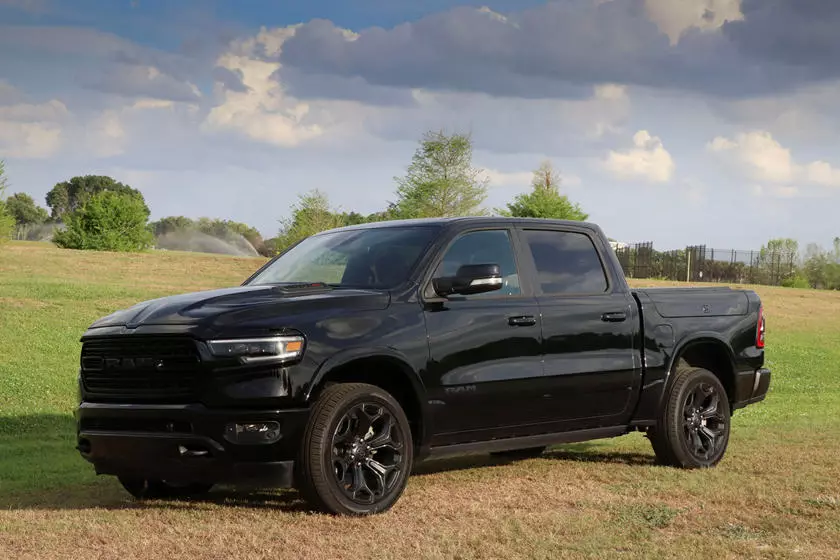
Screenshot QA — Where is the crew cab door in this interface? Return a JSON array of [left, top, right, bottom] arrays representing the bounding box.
[[515, 225, 639, 429], [421, 226, 543, 445]]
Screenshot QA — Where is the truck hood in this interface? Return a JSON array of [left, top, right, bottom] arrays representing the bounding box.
[[87, 284, 391, 331]]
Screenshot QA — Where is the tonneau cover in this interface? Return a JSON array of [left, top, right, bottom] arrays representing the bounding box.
[[633, 287, 750, 318]]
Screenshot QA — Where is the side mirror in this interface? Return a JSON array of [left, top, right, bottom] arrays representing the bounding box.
[[433, 263, 503, 297]]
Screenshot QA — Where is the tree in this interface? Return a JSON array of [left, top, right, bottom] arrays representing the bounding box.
[[46, 175, 148, 221], [6, 193, 49, 239], [497, 160, 588, 221], [392, 130, 488, 219], [149, 216, 195, 236], [0, 160, 14, 243], [53, 191, 154, 252], [755, 238, 799, 285], [276, 190, 345, 251], [803, 243, 829, 288]]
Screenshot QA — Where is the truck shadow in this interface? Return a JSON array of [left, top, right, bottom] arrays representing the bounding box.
[[413, 445, 655, 477], [1, 413, 654, 513]]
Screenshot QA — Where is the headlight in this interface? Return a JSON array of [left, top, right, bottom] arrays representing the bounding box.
[[206, 336, 305, 364]]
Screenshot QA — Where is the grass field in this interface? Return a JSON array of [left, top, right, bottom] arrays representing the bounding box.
[[1, 240, 839, 559]]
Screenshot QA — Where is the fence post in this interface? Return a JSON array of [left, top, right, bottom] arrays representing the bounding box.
[[686, 248, 691, 282]]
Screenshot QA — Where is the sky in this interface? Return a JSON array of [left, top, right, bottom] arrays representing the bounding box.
[[1, 0, 839, 250]]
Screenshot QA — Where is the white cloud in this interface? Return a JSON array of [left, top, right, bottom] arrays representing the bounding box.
[[203, 26, 325, 147], [604, 130, 675, 183], [0, 98, 68, 122], [709, 81, 840, 144], [131, 98, 176, 110], [0, 122, 63, 158], [708, 130, 840, 188], [643, 0, 744, 45], [482, 167, 583, 190], [804, 161, 840, 188], [482, 168, 534, 187], [0, 84, 68, 158], [367, 83, 630, 156], [85, 110, 126, 158]]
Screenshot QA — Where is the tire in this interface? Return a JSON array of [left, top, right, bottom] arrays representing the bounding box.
[[649, 366, 731, 468], [491, 446, 546, 460], [118, 477, 214, 500], [297, 382, 414, 516]]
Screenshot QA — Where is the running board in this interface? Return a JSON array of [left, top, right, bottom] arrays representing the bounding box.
[[426, 426, 629, 459]]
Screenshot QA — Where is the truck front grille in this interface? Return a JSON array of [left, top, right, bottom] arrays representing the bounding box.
[[80, 337, 202, 401]]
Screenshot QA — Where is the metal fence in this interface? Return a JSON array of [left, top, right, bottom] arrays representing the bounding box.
[[614, 243, 798, 286]]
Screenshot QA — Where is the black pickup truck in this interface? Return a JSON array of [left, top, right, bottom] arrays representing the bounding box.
[[75, 217, 770, 515]]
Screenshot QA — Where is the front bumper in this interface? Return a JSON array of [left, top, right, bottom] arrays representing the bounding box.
[[733, 367, 771, 410], [75, 402, 310, 487]]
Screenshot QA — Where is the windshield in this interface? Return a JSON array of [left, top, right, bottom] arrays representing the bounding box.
[[248, 226, 440, 289]]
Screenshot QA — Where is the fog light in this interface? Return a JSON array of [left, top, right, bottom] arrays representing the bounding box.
[[224, 421, 282, 445]]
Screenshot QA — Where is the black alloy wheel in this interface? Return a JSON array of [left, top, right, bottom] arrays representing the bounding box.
[[297, 383, 414, 515], [649, 366, 731, 468], [330, 402, 405, 505], [681, 381, 727, 462]]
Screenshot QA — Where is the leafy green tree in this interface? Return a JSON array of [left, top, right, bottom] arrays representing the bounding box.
[[46, 175, 148, 221], [6, 192, 49, 239], [803, 243, 829, 288], [496, 160, 588, 221], [149, 216, 195, 236], [276, 190, 345, 251], [53, 191, 154, 252], [392, 130, 488, 219], [0, 161, 15, 243], [755, 237, 800, 285]]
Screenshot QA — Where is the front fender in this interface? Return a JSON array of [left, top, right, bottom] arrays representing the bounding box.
[[303, 346, 431, 447]]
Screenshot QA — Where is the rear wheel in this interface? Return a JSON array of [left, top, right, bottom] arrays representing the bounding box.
[[297, 383, 413, 516], [118, 477, 214, 500], [649, 366, 731, 468]]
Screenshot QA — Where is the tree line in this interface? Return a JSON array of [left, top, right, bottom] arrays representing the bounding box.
[[0, 130, 587, 256], [2, 129, 838, 290]]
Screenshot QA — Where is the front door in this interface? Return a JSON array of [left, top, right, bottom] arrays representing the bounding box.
[[422, 227, 543, 445], [517, 226, 639, 429]]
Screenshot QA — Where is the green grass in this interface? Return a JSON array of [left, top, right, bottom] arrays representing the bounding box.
[[1, 240, 839, 559]]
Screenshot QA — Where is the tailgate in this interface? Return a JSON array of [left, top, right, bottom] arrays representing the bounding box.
[[633, 287, 750, 318]]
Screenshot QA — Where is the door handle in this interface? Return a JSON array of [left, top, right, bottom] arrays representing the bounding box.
[[508, 315, 537, 327], [601, 311, 627, 322]]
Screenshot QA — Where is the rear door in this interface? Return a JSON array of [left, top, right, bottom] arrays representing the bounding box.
[[515, 225, 639, 429], [422, 226, 544, 444]]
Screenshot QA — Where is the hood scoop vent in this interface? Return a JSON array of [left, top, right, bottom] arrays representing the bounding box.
[[270, 282, 334, 296]]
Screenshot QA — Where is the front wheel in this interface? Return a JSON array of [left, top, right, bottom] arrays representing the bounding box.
[[297, 383, 414, 516], [649, 366, 731, 468]]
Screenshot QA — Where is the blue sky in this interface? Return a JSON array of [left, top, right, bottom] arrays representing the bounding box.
[[1, 0, 839, 250]]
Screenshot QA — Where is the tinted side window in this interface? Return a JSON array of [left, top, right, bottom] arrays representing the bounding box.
[[523, 230, 608, 294], [434, 229, 521, 296]]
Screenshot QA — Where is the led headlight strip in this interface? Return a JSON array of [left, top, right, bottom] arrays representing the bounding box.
[[206, 336, 305, 364]]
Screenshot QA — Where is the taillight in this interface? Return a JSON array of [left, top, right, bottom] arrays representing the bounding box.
[[756, 305, 765, 349]]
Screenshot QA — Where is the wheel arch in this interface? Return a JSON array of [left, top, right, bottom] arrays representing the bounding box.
[[662, 335, 738, 407], [305, 348, 429, 449]]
